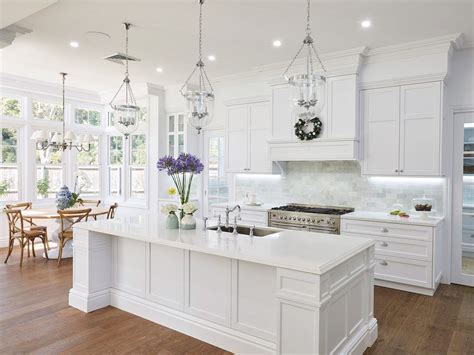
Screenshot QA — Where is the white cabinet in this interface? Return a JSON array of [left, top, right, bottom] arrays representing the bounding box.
[[341, 216, 443, 296], [167, 112, 185, 157], [226, 99, 272, 173], [362, 82, 442, 176]]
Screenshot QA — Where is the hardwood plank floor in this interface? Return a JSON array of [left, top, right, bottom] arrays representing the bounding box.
[[1, 246, 473, 354]]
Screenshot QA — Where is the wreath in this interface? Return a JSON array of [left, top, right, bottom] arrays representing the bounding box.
[[294, 114, 322, 141]]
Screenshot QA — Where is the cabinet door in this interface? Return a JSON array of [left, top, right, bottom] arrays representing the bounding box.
[[399, 82, 441, 176], [271, 85, 293, 139], [249, 102, 272, 173], [226, 105, 249, 172], [362, 87, 400, 175]]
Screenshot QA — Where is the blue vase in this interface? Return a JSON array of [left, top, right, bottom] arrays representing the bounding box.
[[56, 185, 72, 210], [166, 213, 179, 229]]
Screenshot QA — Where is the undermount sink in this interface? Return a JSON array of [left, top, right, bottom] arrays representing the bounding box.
[[207, 225, 279, 237]]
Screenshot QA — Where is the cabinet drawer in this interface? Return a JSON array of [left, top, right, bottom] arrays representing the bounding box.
[[343, 232, 432, 261], [341, 219, 433, 241], [375, 256, 432, 288]]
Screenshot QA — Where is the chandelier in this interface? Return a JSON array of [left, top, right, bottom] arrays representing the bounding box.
[[283, 0, 327, 116], [31, 73, 92, 152], [180, 0, 214, 134], [109, 23, 140, 139]]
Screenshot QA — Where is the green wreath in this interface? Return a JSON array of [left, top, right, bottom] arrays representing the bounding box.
[[294, 115, 322, 141]]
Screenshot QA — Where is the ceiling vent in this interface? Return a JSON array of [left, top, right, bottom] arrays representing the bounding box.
[[103, 52, 141, 65]]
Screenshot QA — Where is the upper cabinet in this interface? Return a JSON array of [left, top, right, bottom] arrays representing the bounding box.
[[268, 74, 360, 161], [225, 98, 273, 173], [167, 112, 185, 157], [362, 81, 442, 176]]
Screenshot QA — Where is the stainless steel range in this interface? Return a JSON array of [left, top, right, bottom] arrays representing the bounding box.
[[268, 204, 354, 234]]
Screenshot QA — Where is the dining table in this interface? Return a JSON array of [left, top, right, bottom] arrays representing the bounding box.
[[22, 207, 110, 259]]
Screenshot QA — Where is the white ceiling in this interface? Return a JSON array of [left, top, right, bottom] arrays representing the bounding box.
[[0, 0, 473, 92]]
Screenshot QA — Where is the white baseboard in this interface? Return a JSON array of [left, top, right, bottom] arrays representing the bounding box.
[[69, 289, 111, 313], [344, 318, 378, 355], [375, 279, 437, 296]]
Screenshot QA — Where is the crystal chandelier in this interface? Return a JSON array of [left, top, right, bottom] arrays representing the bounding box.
[[109, 23, 140, 139], [283, 0, 327, 116], [31, 73, 92, 152], [180, 0, 214, 134]]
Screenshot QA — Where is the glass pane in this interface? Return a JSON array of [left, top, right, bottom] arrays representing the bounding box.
[[35, 132, 62, 165], [462, 123, 474, 275], [168, 135, 175, 156], [1, 128, 17, 164], [168, 115, 175, 132], [139, 106, 147, 122], [206, 136, 228, 215], [130, 167, 145, 199], [0, 97, 21, 117], [89, 110, 101, 126], [75, 109, 88, 124], [36, 166, 62, 199], [78, 167, 100, 196], [109, 167, 121, 196], [109, 136, 123, 165], [0, 166, 18, 201], [78, 138, 99, 165], [32, 101, 63, 121], [108, 111, 115, 126], [131, 134, 146, 165], [178, 134, 184, 154], [178, 114, 184, 132]]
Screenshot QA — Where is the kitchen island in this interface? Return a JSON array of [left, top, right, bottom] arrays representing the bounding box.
[[69, 215, 377, 354]]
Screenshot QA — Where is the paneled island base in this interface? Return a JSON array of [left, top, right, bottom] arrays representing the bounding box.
[[69, 223, 377, 354]]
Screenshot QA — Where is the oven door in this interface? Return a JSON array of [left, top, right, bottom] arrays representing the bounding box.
[[269, 222, 339, 235]]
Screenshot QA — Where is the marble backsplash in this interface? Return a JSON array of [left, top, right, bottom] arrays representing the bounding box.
[[235, 161, 446, 215]]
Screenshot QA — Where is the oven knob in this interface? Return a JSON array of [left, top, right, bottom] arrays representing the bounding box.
[[293, 217, 296, 220], [279, 216, 283, 219], [297, 217, 301, 221], [312, 219, 316, 223], [302, 218, 306, 222], [284, 216, 288, 220]]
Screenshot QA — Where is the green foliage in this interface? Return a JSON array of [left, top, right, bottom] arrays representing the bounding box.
[[36, 178, 50, 197], [131, 134, 146, 165], [32, 101, 63, 121], [1, 128, 17, 164], [0, 97, 21, 117], [109, 136, 123, 165], [78, 140, 99, 165], [68, 192, 81, 208], [0, 180, 10, 197], [75, 109, 101, 126]]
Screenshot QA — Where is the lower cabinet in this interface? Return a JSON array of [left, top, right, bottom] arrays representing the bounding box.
[[341, 217, 443, 296]]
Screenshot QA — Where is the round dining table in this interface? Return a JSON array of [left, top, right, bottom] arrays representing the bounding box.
[[22, 207, 110, 259]]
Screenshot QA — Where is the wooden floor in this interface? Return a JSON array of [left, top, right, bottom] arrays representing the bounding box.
[[1, 247, 473, 355]]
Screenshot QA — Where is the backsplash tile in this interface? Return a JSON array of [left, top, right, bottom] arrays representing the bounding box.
[[235, 161, 445, 214]]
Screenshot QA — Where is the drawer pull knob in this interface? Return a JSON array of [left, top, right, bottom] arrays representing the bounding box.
[[380, 241, 389, 247], [470, 234, 474, 238], [380, 260, 388, 266], [381, 228, 389, 233]]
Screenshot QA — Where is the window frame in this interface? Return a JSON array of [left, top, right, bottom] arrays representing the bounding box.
[[0, 125, 22, 202]]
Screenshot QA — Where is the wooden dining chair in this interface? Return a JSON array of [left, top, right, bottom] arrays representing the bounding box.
[[57, 208, 91, 266], [107, 203, 118, 219], [79, 199, 101, 207], [6, 202, 49, 251], [4, 208, 49, 267]]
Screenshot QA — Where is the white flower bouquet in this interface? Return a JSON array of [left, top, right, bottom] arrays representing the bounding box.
[[161, 203, 178, 215], [182, 202, 198, 215]]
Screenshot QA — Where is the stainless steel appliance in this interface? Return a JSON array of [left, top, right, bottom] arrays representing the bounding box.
[[268, 204, 354, 234]]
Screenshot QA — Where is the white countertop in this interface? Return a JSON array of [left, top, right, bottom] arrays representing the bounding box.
[[76, 215, 374, 275], [211, 202, 274, 212], [342, 211, 444, 227]]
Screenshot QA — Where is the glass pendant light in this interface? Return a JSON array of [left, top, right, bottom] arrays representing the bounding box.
[[109, 23, 140, 139], [180, 0, 214, 134], [283, 0, 327, 116]]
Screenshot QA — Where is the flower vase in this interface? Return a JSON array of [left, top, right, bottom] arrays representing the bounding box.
[[180, 213, 196, 230], [166, 212, 179, 229]]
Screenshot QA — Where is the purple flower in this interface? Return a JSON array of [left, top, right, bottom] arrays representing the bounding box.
[[157, 155, 178, 175], [176, 153, 204, 174]]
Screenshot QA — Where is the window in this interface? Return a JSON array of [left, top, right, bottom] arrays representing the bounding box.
[[36, 132, 63, 199], [206, 135, 228, 214], [108, 136, 123, 197], [32, 100, 63, 121], [129, 134, 146, 199], [77, 136, 100, 196], [167, 113, 185, 157], [75, 108, 101, 126], [0, 127, 19, 201], [0, 97, 21, 118]]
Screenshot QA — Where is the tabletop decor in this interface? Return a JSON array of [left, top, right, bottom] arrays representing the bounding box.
[[55, 172, 93, 210], [157, 153, 204, 219], [161, 203, 179, 229], [56, 185, 72, 210], [294, 112, 322, 141], [180, 202, 198, 230]]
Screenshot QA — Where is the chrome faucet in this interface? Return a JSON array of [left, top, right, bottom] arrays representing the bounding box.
[[232, 215, 242, 236], [225, 204, 241, 227], [213, 214, 222, 233], [249, 225, 255, 237]]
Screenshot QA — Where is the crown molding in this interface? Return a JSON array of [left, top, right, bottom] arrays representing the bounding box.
[[360, 72, 448, 90], [224, 95, 271, 106], [0, 72, 101, 103]]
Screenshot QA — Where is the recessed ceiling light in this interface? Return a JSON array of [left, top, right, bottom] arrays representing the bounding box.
[[361, 20, 371, 28], [208, 55, 216, 61], [69, 41, 79, 48], [273, 40, 282, 47], [156, 67, 163, 73]]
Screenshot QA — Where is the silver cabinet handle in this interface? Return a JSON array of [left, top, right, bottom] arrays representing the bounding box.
[[395, 169, 399, 173], [400, 169, 404, 173], [380, 260, 388, 266], [380, 241, 388, 247], [381, 228, 389, 233]]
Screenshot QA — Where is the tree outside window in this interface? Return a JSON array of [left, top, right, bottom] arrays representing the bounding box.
[[32, 101, 63, 121], [75, 108, 101, 126], [77, 137, 100, 196], [0, 127, 19, 201], [36, 132, 63, 198], [0, 97, 21, 117]]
